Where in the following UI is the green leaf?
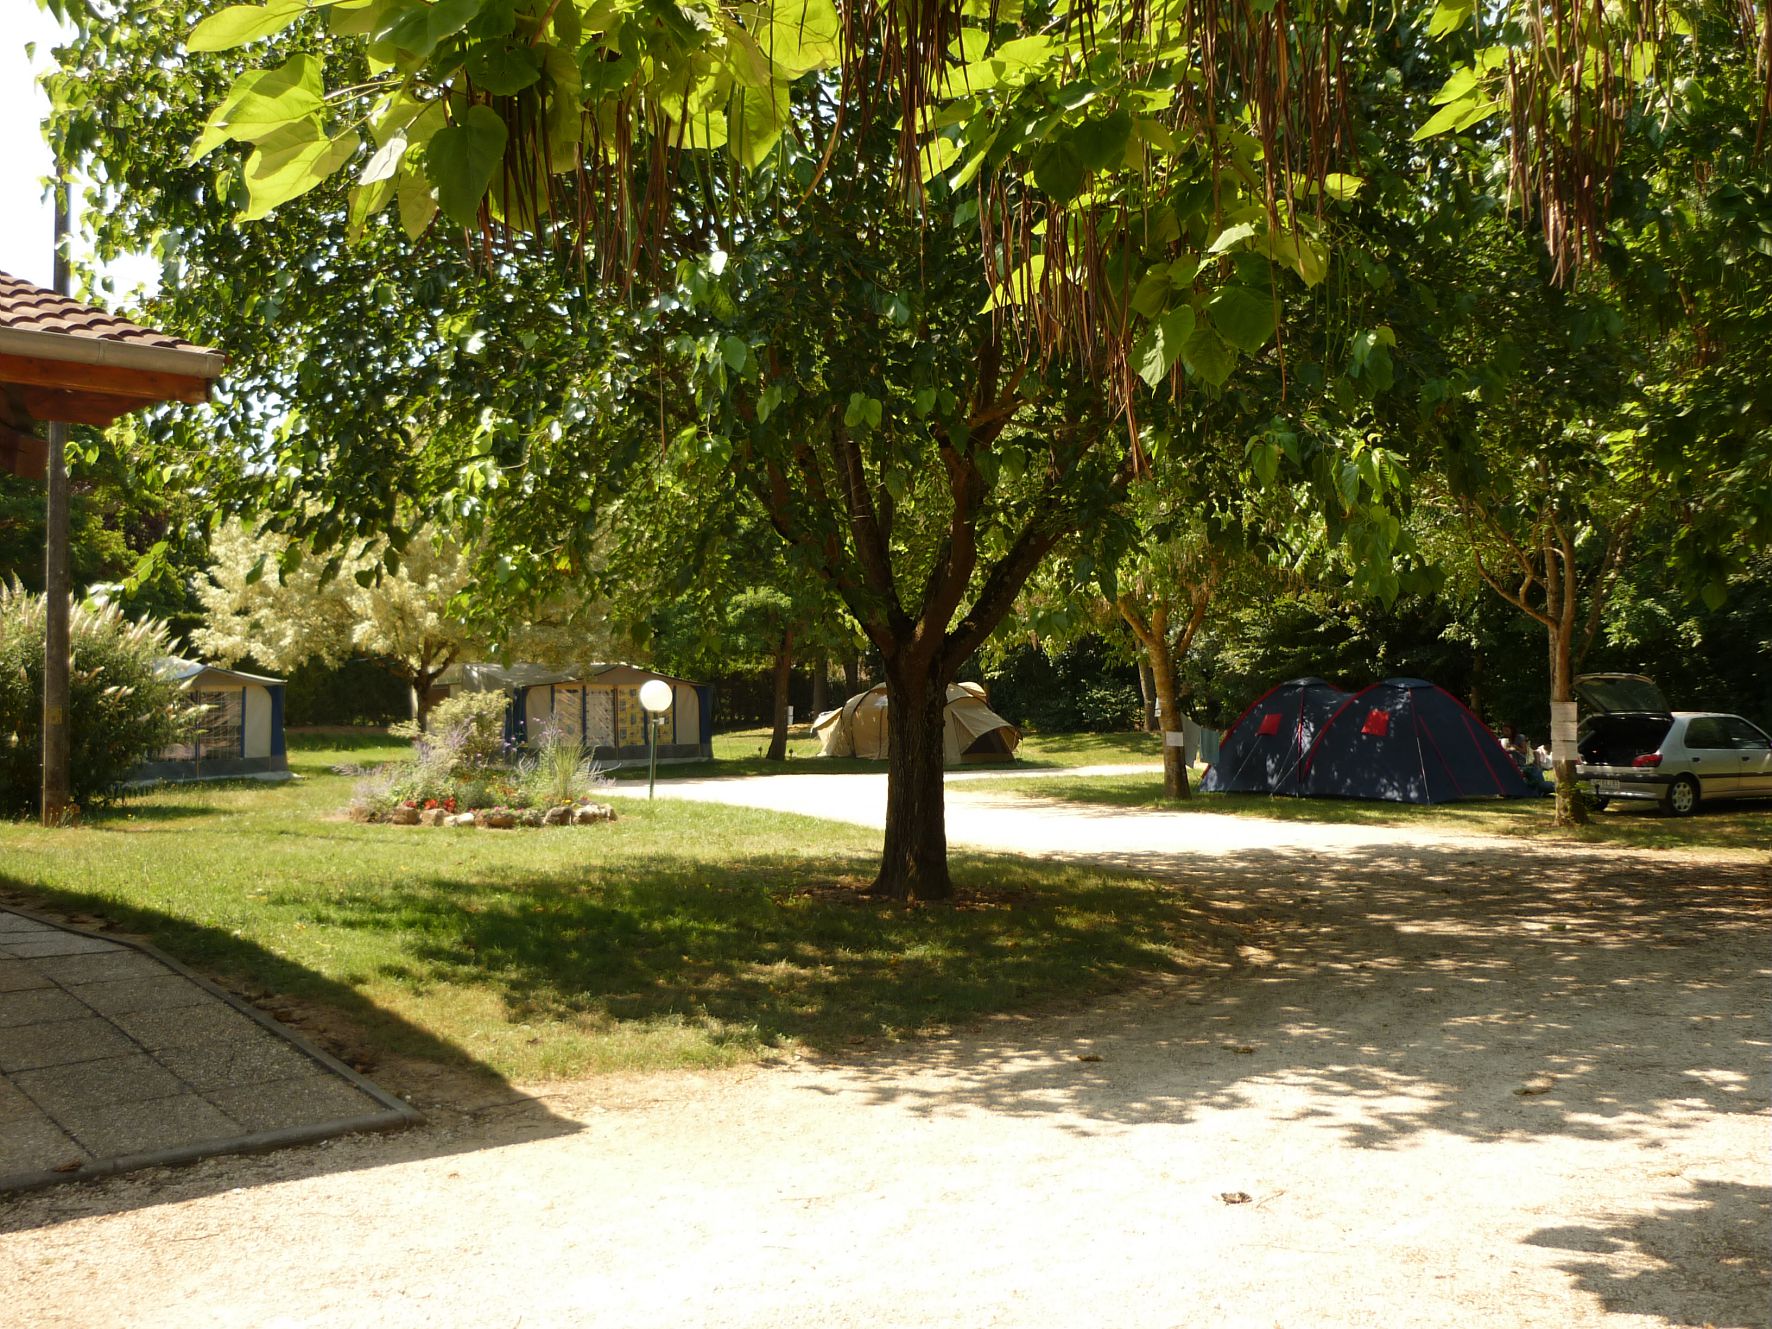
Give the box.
[1425,0,1472,38]
[1031,140,1085,204]
[919,135,959,183]
[727,81,789,168]
[1132,306,1195,388]
[757,0,840,78]
[188,0,308,53]
[240,120,357,220]
[1181,327,1235,386]
[1321,173,1363,202]
[1206,286,1274,353]
[380,0,484,58]
[720,335,749,371]
[1206,220,1258,254]
[1413,95,1497,141]
[426,104,508,225]
[191,54,325,161]
[1067,110,1131,172]
[346,174,397,240]
[465,40,541,95]
[1129,268,1171,318]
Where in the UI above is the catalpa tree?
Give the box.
[42,0,1763,896]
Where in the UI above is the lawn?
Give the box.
[982,772,1772,854]
[0,732,1228,1083]
[607,725,1166,780]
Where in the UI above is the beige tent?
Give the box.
[812,682,1021,765]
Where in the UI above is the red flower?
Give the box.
[402,800,418,809]
[444,797,457,812]
[424,799,439,810]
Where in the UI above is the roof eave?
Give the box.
[0,325,226,381]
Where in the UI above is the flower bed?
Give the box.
[348,716,614,827]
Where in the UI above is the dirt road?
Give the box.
[4,780,1767,1329]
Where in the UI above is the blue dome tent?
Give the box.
[1201,677,1352,795]
[1300,678,1531,803]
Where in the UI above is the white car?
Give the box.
[1575,674,1772,815]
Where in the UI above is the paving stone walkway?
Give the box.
[0,908,417,1192]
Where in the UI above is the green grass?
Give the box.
[609,726,1166,780]
[983,772,1772,854]
[0,739,1228,1083]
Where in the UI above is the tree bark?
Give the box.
[870,657,953,900]
[766,629,795,762]
[844,652,860,698]
[1136,658,1157,732]
[810,649,828,718]
[1545,533,1587,827]
[1147,631,1191,800]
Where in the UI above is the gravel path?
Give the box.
[3,777,1767,1329]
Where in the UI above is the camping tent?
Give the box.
[435,662,713,762]
[133,658,288,783]
[1200,677,1350,795]
[812,682,1021,765]
[1300,678,1532,803]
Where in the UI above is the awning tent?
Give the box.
[436,662,714,762]
[132,657,289,784]
[1201,677,1350,794]
[812,682,1021,765]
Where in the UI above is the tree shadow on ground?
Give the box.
[1525,1178,1771,1329]
[0,887,580,1231]
[794,840,1769,1151]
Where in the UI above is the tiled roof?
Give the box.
[0,269,212,355]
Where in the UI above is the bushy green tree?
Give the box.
[0,583,184,817]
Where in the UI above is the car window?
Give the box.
[1721,717,1772,750]
[1682,717,1733,749]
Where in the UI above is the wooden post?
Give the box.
[41,182,72,826]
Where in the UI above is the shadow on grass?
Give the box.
[284,727,400,752]
[297,850,1241,1055]
[0,883,581,1230]
[1525,1178,1771,1329]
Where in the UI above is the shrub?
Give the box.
[0,582,184,816]
[389,690,509,770]
[517,719,608,807]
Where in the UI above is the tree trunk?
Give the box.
[811,650,828,718]
[1543,524,1588,827]
[1136,658,1158,732]
[1147,635,1190,800]
[844,653,860,698]
[870,658,953,901]
[766,629,794,762]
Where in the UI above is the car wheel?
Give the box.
[1664,775,1700,817]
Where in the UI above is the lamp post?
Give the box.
[638,678,674,801]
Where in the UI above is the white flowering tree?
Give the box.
[194,521,599,726]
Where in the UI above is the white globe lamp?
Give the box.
[638,678,674,799]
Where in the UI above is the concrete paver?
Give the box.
[0,906,419,1192]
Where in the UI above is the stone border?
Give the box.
[0,904,422,1195]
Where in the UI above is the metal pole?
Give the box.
[41,180,72,827]
[647,712,659,801]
